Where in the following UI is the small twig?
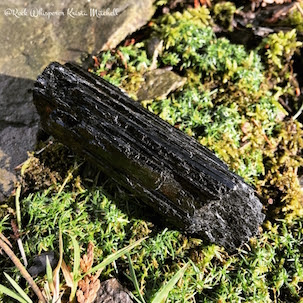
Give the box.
[116,50,128,69]
[11,220,28,267]
[15,185,21,231]
[293,100,303,120]
[92,56,100,68]
[35,140,53,155]
[295,1,303,16]
[251,118,274,148]
[0,233,12,245]
[0,233,47,303]
[266,3,295,23]
[13,185,28,267]
[278,97,293,113]
[57,162,83,195]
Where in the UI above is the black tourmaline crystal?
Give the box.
[33,62,265,251]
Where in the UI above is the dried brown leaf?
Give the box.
[61,259,73,288]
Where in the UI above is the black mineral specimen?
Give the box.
[33,62,265,251]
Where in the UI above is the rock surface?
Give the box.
[0,0,155,200]
[137,69,186,101]
[0,74,38,200]
[93,279,133,303]
[28,251,57,277]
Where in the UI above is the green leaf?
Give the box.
[3,273,33,303]
[45,256,53,286]
[20,158,32,177]
[85,237,147,277]
[127,253,146,303]
[151,263,189,303]
[0,284,29,303]
[69,235,81,302]
[15,185,22,231]
[71,236,81,280]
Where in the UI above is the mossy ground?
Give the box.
[1,1,303,302]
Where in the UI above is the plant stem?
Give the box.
[293,101,303,120]
[0,233,47,303]
[15,185,22,231]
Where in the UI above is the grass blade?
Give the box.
[69,236,81,302]
[15,185,28,268]
[17,238,28,268]
[61,259,73,288]
[4,273,33,303]
[130,292,145,303]
[0,284,29,303]
[46,256,54,288]
[85,237,147,277]
[43,282,51,302]
[15,185,22,231]
[151,263,189,303]
[0,236,46,303]
[53,228,63,301]
[127,253,146,303]
[71,236,81,280]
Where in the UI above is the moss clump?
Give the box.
[258,29,302,114]
[257,120,303,219]
[283,2,303,34]
[21,188,132,259]
[259,29,302,78]
[212,1,236,31]
[154,7,263,90]
[92,44,151,98]
[2,185,303,303]
[19,143,79,196]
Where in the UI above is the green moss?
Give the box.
[92,44,151,98]
[154,10,263,90]
[259,29,302,76]
[2,185,303,302]
[157,6,212,30]
[21,188,131,260]
[283,3,303,33]
[213,1,236,31]
[257,120,303,219]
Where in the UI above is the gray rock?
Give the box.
[97,0,156,51]
[0,0,155,200]
[94,278,133,303]
[0,73,38,199]
[137,69,186,101]
[0,123,38,200]
[28,251,57,277]
[0,0,156,76]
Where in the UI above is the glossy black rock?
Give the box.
[33,62,265,251]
